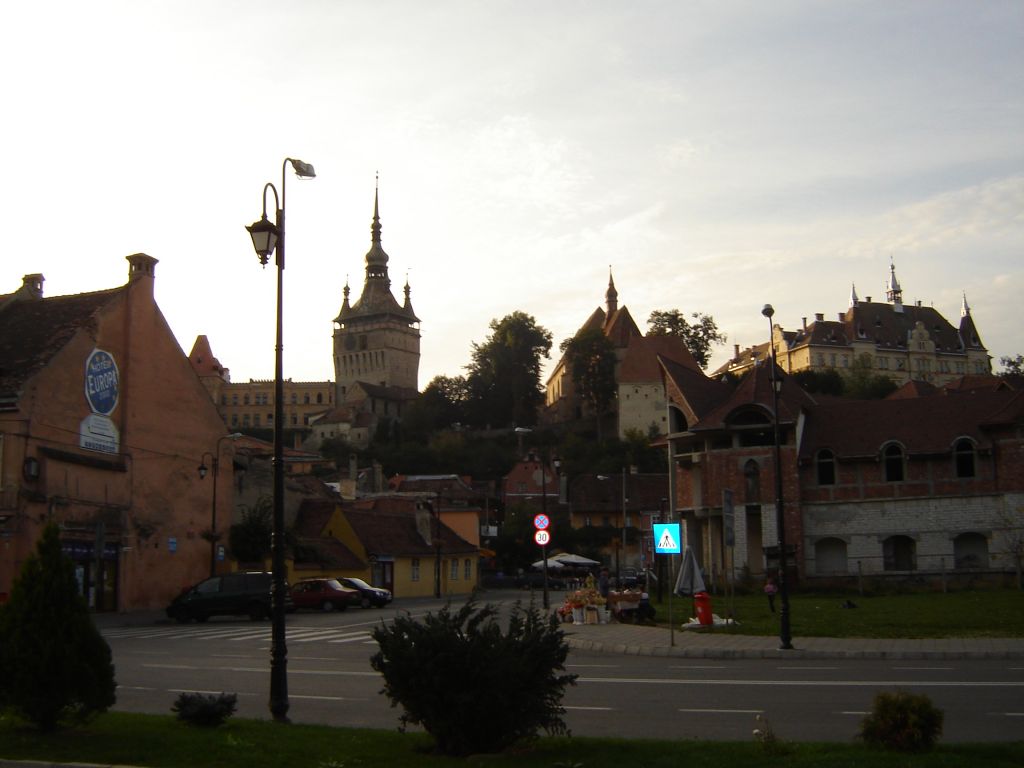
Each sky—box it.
[3,1,1022,389]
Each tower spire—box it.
[886,256,903,309]
[606,266,618,315]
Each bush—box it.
[370,598,577,756]
[171,692,238,727]
[0,524,116,730]
[859,690,944,752]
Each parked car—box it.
[166,571,292,623]
[290,578,360,612]
[337,577,392,608]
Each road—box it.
[102,596,1024,742]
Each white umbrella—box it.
[674,546,706,596]
[531,558,565,570]
[552,553,600,566]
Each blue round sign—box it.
[85,349,119,416]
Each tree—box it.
[465,312,552,428]
[843,354,898,399]
[0,524,116,730]
[370,600,577,756]
[998,354,1024,377]
[646,309,727,369]
[559,327,617,438]
[228,497,273,563]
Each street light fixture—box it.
[197,432,242,577]
[246,156,316,723]
[762,303,793,650]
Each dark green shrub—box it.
[0,524,116,730]
[859,690,944,752]
[370,598,577,756]
[171,692,238,727]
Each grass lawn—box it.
[648,588,1024,638]
[1,712,1023,768]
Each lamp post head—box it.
[246,214,279,266]
[287,158,316,178]
[197,461,208,480]
[762,303,775,319]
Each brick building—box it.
[663,357,1024,585]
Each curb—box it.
[564,636,1024,660]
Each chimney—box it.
[126,254,158,298]
[20,274,44,299]
[814,313,824,322]
[733,343,740,360]
[801,317,807,330]
[865,296,872,303]
[415,503,434,546]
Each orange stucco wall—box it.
[1,258,234,612]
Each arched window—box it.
[816,449,836,485]
[884,444,905,482]
[743,459,761,503]
[953,532,988,569]
[814,537,848,575]
[883,535,916,570]
[954,438,976,479]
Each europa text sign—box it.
[81,348,120,454]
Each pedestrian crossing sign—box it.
[652,523,682,554]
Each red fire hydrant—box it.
[694,591,713,625]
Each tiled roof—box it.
[0,287,121,401]
[659,355,733,427]
[293,536,365,570]
[293,499,336,537]
[799,389,1022,459]
[688,363,814,432]
[603,306,642,348]
[344,502,477,557]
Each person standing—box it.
[764,576,778,613]
[598,568,610,598]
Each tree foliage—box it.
[0,524,116,730]
[844,354,898,399]
[228,497,273,563]
[559,327,617,434]
[646,309,727,369]
[998,354,1024,377]
[465,312,552,428]
[370,599,577,756]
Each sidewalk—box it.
[560,620,1024,660]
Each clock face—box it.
[344,335,356,351]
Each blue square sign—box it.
[652,523,682,554]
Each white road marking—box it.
[577,676,1024,688]
[678,708,763,714]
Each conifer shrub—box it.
[0,524,116,730]
[171,692,238,727]
[859,690,944,752]
[370,599,578,756]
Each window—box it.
[743,459,761,503]
[883,535,916,571]
[954,438,976,478]
[450,559,459,580]
[243,394,250,405]
[883,444,905,482]
[304,393,310,404]
[953,532,988,569]
[464,558,472,580]
[232,394,239,405]
[290,413,298,425]
[316,393,323,404]
[253,414,260,427]
[814,537,848,575]
[231,414,238,427]
[816,450,836,486]
[290,393,298,404]
[411,558,420,582]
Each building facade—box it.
[714,263,991,387]
[544,271,703,438]
[662,357,1024,586]
[1,257,235,611]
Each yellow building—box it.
[714,263,990,386]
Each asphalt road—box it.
[102,597,1024,743]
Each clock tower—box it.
[333,184,421,405]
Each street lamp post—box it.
[197,433,242,578]
[540,456,549,610]
[246,156,316,722]
[762,303,793,650]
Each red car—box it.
[290,578,361,612]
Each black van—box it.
[166,571,291,623]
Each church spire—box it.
[961,291,971,318]
[849,282,859,308]
[606,266,618,315]
[886,257,903,311]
